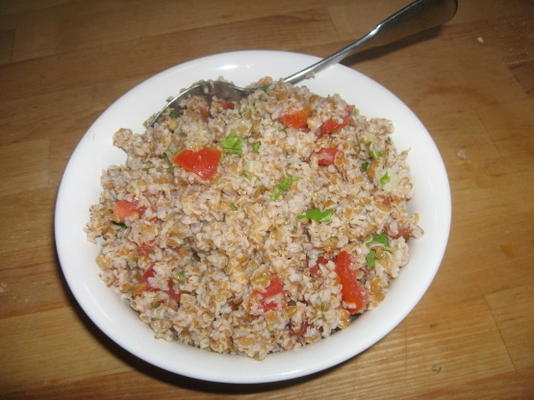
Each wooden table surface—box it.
[1,0,533,398]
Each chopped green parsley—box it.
[271,176,297,201]
[366,233,390,247]
[221,132,243,155]
[366,249,377,269]
[251,142,261,152]
[297,208,335,222]
[380,172,390,184]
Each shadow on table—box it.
[54,247,351,394]
[332,26,445,70]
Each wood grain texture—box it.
[0,0,533,398]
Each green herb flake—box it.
[221,132,243,155]
[366,233,390,247]
[297,208,335,222]
[260,84,270,92]
[175,270,186,284]
[169,110,178,118]
[271,176,298,201]
[380,172,390,184]
[329,236,339,241]
[251,142,261,152]
[366,249,377,269]
[370,149,384,159]
[366,141,384,159]
[360,161,369,172]
[151,302,161,309]
[111,221,127,228]
[229,203,238,211]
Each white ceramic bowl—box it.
[55,50,451,384]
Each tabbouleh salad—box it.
[86,77,423,360]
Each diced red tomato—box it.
[397,227,412,239]
[140,265,158,292]
[199,107,209,122]
[141,265,155,282]
[262,276,284,297]
[384,225,412,240]
[222,101,235,110]
[334,251,367,314]
[280,107,311,129]
[137,242,154,258]
[310,256,329,278]
[317,147,339,165]
[319,106,355,136]
[253,276,286,312]
[165,279,182,302]
[320,118,346,136]
[140,267,182,302]
[320,117,353,135]
[112,200,139,222]
[173,147,221,180]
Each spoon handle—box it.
[283,0,458,85]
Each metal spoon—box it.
[150,0,457,126]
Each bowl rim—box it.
[54,49,451,384]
